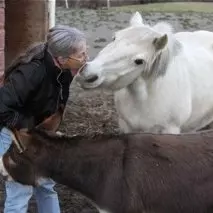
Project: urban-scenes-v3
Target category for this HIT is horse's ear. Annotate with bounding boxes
[153,34,168,51]
[9,128,31,152]
[36,105,65,132]
[130,11,143,26]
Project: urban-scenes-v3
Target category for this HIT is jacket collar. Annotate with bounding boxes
[43,48,63,83]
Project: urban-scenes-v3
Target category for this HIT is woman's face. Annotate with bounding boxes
[61,41,89,74]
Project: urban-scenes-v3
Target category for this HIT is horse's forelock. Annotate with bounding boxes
[142,25,181,78]
[152,22,174,35]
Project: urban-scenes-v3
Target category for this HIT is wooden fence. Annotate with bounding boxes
[56,0,213,9]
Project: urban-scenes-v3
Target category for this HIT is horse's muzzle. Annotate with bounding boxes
[85,75,99,83]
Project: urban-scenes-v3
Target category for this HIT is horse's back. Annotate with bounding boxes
[175,30,213,50]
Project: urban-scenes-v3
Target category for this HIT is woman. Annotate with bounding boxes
[0,25,88,213]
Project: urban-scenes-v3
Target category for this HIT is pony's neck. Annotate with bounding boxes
[39,134,124,205]
[127,77,149,101]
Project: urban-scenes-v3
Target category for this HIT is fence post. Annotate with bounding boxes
[48,0,55,28]
[107,0,110,9]
[65,0,69,8]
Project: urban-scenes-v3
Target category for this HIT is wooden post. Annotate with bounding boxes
[48,0,55,28]
[5,0,48,68]
[65,0,69,8]
[107,0,110,9]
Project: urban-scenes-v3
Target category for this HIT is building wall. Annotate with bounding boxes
[0,0,4,86]
[5,0,48,69]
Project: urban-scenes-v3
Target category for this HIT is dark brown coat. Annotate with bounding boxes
[3,120,213,213]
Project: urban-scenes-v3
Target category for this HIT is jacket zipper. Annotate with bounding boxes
[56,69,63,109]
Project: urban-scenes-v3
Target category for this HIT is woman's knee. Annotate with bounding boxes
[4,180,33,213]
[36,178,57,193]
[5,180,33,202]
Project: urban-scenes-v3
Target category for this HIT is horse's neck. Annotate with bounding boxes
[45,137,124,203]
[124,74,165,101]
[127,77,149,101]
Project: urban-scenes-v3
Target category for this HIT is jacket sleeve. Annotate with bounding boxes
[0,65,44,129]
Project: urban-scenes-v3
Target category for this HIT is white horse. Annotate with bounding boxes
[75,12,213,134]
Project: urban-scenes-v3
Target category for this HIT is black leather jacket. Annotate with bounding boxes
[0,49,73,129]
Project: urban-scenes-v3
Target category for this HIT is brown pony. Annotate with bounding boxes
[2,109,213,213]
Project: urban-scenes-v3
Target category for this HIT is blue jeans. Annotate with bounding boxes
[0,127,61,213]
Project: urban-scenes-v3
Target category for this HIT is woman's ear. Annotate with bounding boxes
[56,56,67,65]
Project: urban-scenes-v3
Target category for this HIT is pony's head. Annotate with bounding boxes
[76,12,176,91]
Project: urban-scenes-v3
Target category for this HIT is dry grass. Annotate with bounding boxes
[60,81,119,136]
[111,2,213,13]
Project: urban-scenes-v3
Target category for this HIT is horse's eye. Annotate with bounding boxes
[112,36,116,41]
[134,59,144,65]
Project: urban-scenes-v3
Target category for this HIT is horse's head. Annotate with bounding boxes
[76,12,171,91]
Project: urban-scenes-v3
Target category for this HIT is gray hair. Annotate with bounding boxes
[47,25,86,57]
[5,25,86,79]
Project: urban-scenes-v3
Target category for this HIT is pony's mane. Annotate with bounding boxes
[28,127,213,147]
[143,21,182,78]
[152,21,182,56]
[152,21,174,35]
[29,128,122,146]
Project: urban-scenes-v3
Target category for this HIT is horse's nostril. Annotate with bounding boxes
[85,75,98,83]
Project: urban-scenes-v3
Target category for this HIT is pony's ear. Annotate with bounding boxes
[130,11,144,26]
[9,128,31,153]
[36,105,65,132]
[153,34,168,51]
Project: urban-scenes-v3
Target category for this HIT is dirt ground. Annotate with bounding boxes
[0,7,213,213]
